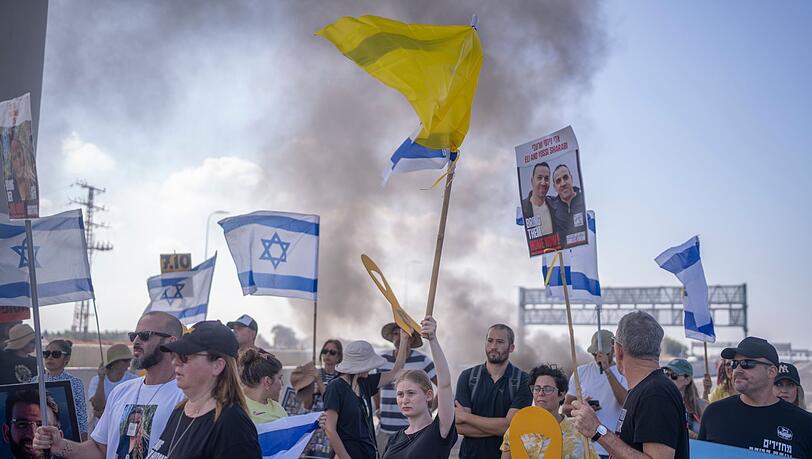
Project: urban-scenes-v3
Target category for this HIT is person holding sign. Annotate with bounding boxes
[380,316,456,459]
[500,364,599,458]
[520,162,557,236]
[323,330,410,459]
[571,311,689,459]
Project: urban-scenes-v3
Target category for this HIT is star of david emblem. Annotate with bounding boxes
[11,238,40,269]
[161,283,184,306]
[259,232,290,269]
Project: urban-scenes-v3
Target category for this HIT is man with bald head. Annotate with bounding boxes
[33,312,186,459]
[550,163,586,237]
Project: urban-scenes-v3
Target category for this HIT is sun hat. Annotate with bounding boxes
[160,320,239,358]
[5,324,35,350]
[106,344,133,366]
[664,358,694,377]
[335,340,387,375]
[380,322,423,349]
[587,330,614,354]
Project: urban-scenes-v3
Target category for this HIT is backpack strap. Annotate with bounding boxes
[508,365,522,400]
[468,364,484,404]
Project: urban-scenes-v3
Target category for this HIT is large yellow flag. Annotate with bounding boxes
[317,15,482,152]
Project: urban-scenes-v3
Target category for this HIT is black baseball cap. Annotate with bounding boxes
[776,362,801,385]
[227,314,258,332]
[721,336,779,366]
[160,320,239,358]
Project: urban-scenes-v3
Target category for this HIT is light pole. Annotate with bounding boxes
[204,210,228,259]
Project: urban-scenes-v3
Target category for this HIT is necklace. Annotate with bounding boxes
[166,399,208,458]
[135,378,170,407]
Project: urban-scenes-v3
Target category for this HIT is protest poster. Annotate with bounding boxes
[0,94,39,220]
[515,125,586,256]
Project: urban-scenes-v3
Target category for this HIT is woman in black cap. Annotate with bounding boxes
[147,320,261,458]
[774,362,806,409]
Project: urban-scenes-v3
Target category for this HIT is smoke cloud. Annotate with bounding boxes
[42,1,606,371]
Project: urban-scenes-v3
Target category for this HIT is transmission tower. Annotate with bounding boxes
[69,181,113,337]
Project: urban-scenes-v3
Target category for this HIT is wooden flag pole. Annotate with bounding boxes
[703,341,710,377]
[312,300,318,363]
[558,251,583,400]
[425,169,455,317]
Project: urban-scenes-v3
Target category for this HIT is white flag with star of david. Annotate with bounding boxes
[0,209,94,306]
[145,254,216,325]
[219,211,319,300]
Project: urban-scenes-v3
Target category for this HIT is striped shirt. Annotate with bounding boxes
[377,349,436,433]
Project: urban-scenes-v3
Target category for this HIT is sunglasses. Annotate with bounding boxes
[662,369,682,380]
[530,385,558,395]
[730,359,773,370]
[321,349,338,356]
[175,352,210,364]
[128,331,171,342]
[43,350,69,359]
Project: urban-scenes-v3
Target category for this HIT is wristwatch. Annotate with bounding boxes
[592,424,608,442]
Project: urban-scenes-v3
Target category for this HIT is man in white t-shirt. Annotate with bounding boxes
[33,311,186,459]
[563,330,628,458]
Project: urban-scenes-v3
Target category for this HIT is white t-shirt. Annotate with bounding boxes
[567,361,628,456]
[87,372,139,404]
[91,377,185,459]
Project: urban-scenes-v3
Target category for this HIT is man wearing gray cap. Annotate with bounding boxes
[699,336,812,457]
[227,314,261,354]
[563,330,627,458]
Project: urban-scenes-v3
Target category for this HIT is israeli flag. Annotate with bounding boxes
[256,412,321,459]
[541,211,602,304]
[656,236,715,343]
[382,124,456,186]
[515,206,524,226]
[145,254,216,325]
[0,210,93,306]
[219,211,319,300]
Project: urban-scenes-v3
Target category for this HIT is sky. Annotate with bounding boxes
[24,1,812,365]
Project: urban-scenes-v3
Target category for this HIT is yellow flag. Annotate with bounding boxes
[317,15,482,152]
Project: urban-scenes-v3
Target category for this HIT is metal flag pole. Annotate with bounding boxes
[91,297,104,363]
[596,302,605,374]
[425,169,455,317]
[312,300,318,364]
[313,222,321,364]
[24,220,50,433]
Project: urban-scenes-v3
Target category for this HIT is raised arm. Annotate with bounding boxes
[378,328,410,388]
[89,368,107,418]
[421,316,454,438]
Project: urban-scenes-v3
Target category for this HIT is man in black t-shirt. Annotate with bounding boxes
[572,311,689,459]
[699,337,812,457]
[454,324,532,459]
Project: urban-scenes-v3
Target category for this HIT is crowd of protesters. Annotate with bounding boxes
[0,306,805,459]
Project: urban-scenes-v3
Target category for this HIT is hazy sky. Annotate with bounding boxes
[30,1,812,361]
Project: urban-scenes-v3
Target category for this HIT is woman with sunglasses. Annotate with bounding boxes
[324,329,410,459]
[31,339,89,440]
[500,364,599,458]
[708,359,738,402]
[239,349,287,423]
[147,320,261,458]
[663,359,707,439]
[774,362,806,409]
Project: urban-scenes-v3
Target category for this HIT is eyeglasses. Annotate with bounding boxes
[176,352,209,364]
[128,331,171,342]
[530,385,558,395]
[43,350,70,359]
[321,349,338,356]
[730,359,773,370]
[10,418,41,430]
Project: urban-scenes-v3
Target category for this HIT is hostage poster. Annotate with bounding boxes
[0,93,39,220]
[515,126,587,256]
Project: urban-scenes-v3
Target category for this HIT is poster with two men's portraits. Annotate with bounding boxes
[515,126,588,257]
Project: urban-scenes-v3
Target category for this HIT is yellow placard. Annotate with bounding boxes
[508,406,563,459]
[361,254,422,336]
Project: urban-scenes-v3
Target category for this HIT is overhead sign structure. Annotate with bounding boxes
[515,126,587,256]
[0,93,39,220]
[160,253,192,273]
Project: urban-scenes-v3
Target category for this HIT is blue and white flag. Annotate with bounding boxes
[382,124,456,186]
[515,206,524,226]
[0,209,94,306]
[655,236,715,343]
[256,412,321,459]
[219,211,319,300]
[145,254,216,325]
[541,211,602,304]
